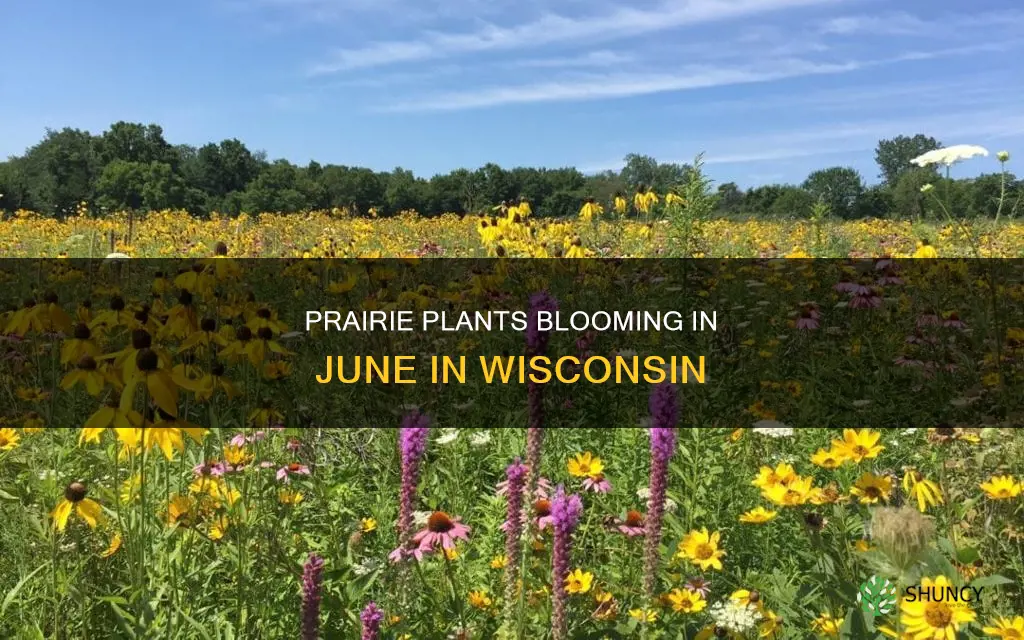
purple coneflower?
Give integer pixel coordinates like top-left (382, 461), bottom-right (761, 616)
top-left (389, 411), bottom-right (430, 563)
top-left (360, 602), bottom-right (384, 640)
top-left (613, 509), bottom-right (645, 537)
top-left (582, 473), bottom-right (612, 493)
top-left (685, 576), bottom-right (712, 597)
top-left (644, 383), bottom-right (678, 602)
top-left (550, 486), bottom-right (583, 640)
top-left (300, 553), bottom-right (325, 640)
top-left (501, 459), bottom-right (528, 627)
top-left (412, 511), bottom-right (471, 557)
top-left (276, 462), bottom-right (311, 483)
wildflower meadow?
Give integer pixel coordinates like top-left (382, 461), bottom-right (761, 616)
top-left (1, 257), bottom-right (1023, 639)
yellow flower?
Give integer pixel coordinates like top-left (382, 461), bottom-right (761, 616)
top-left (751, 463), bottom-right (797, 489)
top-left (980, 475), bottom-right (1022, 500)
top-left (167, 494), bottom-right (195, 526)
top-left (983, 616), bottom-right (1024, 638)
top-left (762, 475), bottom-right (815, 507)
top-left (739, 506), bottom-right (777, 524)
top-left (468, 590), bottom-right (492, 609)
top-left (143, 426), bottom-right (207, 461)
top-left (666, 588), bottom-right (706, 613)
top-left (810, 447), bottom-right (847, 469)
top-left (490, 555), bottom-right (508, 570)
top-left (100, 532), bottom-right (122, 558)
top-left (759, 609), bottom-right (783, 638)
top-left (850, 472), bottom-right (893, 504)
top-left (567, 452), bottom-right (604, 478)
top-left (279, 489), bottom-right (304, 505)
top-left (565, 569), bottom-right (593, 595)
top-left (902, 470), bottom-right (944, 512)
top-left (629, 608), bottom-right (658, 623)
top-left (811, 612), bottom-right (843, 637)
top-left (0, 427), bottom-right (20, 450)
top-left (832, 428), bottom-right (884, 462)
top-left (677, 528), bottom-right (726, 571)
top-left (52, 482), bottom-right (104, 532)
top-left (913, 241), bottom-right (938, 258)
top-left (900, 575), bottom-right (976, 639)
top-left (360, 517), bottom-right (377, 533)
top-left (208, 516), bottom-right (230, 541)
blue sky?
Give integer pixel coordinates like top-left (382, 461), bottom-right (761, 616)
top-left (1, 0), bottom-right (1021, 188)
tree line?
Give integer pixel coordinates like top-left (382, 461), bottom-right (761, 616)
top-left (0, 123), bottom-right (1018, 220)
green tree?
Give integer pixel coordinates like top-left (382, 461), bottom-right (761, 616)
top-left (875, 134), bottom-right (940, 185)
top-left (20, 128), bottom-right (101, 215)
top-left (715, 182), bottom-right (744, 214)
top-left (802, 166), bottom-right (864, 219)
top-left (770, 186), bottom-right (815, 218)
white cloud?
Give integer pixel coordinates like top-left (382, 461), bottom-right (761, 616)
top-left (509, 50), bottom-right (635, 69)
top-left (308, 0), bottom-right (845, 74)
top-left (379, 59), bottom-right (861, 112)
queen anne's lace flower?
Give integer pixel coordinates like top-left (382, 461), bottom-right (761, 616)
top-left (911, 145), bottom-right (989, 167)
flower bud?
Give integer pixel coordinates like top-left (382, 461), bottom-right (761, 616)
top-left (920, 184), bottom-right (934, 194)
top-left (997, 150), bottom-right (1010, 162)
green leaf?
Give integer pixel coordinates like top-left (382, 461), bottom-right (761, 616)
top-left (955, 546), bottom-right (980, 565)
top-left (969, 574), bottom-right (1013, 590)
top-left (1, 562), bottom-right (51, 619)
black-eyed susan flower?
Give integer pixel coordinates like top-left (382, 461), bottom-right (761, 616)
top-left (900, 575), bottom-right (976, 638)
top-left (52, 481), bottom-right (104, 532)
top-left (832, 428), bottom-right (884, 462)
top-left (667, 588), bottom-right (707, 613)
top-left (980, 475), bottom-right (1022, 500)
top-left (677, 528), bottom-right (725, 571)
top-left (61, 323), bottom-right (100, 366)
top-left (121, 348), bottom-right (178, 417)
top-left (564, 569), bottom-right (593, 595)
top-left (0, 427), bottom-right (20, 450)
top-left (738, 506), bottom-right (777, 524)
top-left (983, 616), bottom-right (1024, 638)
top-left (902, 469), bottom-right (944, 511)
top-left (850, 472), bottom-right (893, 504)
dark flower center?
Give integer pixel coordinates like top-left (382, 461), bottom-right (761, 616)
top-left (534, 499), bottom-right (552, 517)
top-left (625, 510), bottom-right (644, 527)
top-left (131, 329), bottom-right (152, 350)
top-left (78, 355), bottom-right (98, 371)
top-left (73, 323), bottom-right (91, 340)
top-left (136, 348), bottom-right (159, 372)
top-left (65, 482), bottom-right (88, 502)
top-left (427, 511), bottom-right (455, 533)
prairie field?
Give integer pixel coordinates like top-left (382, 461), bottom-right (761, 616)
top-left (1, 209), bottom-right (1024, 258)
top-left (1, 256), bottom-right (1023, 640)
top-left (1, 427), bottom-right (1022, 640)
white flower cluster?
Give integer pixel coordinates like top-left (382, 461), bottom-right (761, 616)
top-left (635, 487), bottom-right (679, 513)
top-left (434, 428), bottom-right (493, 447)
top-left (751, 421), bottom-right (794, 438)
top-left (709, 600), bottom-right (762, 634)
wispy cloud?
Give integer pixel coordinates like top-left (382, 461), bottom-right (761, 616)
top-left (508, 50), bottom-right (635, 69)
top-left (307, 0), bottom-right (844, 74)
top-left (819, 9), bottom-right (1024, 37)
top-left (379, 59), bottom-right (861, 112)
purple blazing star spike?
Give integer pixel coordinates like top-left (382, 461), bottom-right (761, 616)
top-left (644, 383), bottom-right (678, 603)
top-left (502, 458), bottom-right (529, 627)
top-left (394, 411), bottom-right (431, 561)
top-left (550, 485), bottom-right (583, 640)
top-left (525, 290), bottom-right (559, 356)
top-left (300, 553), bottom-right (325, 640)
top-left (360, 602), bottom-right (384, 640)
